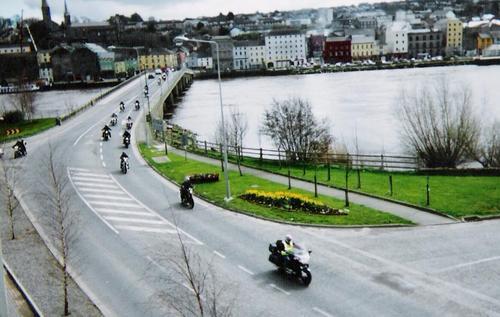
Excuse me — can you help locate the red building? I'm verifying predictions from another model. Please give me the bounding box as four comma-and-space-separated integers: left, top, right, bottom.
323, 36, 352, 63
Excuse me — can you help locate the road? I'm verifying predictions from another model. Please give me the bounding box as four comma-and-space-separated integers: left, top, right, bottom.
6, 73, 500, 317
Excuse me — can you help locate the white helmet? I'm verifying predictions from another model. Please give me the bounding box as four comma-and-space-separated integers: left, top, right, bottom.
285, 234, 293, 243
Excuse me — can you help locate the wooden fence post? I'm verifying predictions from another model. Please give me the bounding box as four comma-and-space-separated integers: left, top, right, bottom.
219, 143, 224, 172
345, 166, 349, 207
426, 176, 430, 206
389, 175, 393, 196
357, 168, 361, 189
259, 148, 263, 164
204, 140, 208, 155
288, 164, 291, 190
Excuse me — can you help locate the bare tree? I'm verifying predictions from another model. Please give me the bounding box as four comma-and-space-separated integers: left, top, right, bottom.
150, 215, 236, 317
397, 80, 480, 168
470, 120, 500, 167
0, 162, 19, 240
39, 145, 78, 316
261, 97, 333, 161
10, 90, 37, 121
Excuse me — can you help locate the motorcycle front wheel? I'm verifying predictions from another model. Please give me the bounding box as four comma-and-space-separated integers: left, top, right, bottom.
301, 269, 312, 286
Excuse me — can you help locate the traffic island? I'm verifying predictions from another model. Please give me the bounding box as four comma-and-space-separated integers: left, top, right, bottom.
139, 143, 414, 227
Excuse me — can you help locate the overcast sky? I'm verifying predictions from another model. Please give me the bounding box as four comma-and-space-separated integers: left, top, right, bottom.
3, 0, 397, 23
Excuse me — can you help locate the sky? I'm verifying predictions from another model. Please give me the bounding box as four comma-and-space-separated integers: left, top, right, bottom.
3, 0, 397, 23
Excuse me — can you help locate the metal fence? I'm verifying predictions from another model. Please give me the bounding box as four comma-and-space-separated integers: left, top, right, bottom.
165, 125, 419, 171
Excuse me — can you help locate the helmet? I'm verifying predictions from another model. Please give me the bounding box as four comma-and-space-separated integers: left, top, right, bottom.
185, 176, 190, 181
285, 234, 292, 243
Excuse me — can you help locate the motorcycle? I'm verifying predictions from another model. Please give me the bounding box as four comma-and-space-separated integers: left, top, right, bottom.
110, 117, 117, 126
102, 130, 111, 141
123, 136, 130, 148
120, 157, 129, 174
180, 186, 194, 209
13, 142, 27, 159
126, 122, 133, 130
268, 241, 312, 286
0, 147, 4, 159
135, 102, 140, 111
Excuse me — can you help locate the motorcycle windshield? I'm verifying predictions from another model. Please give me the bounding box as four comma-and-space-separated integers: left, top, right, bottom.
292, 243, 310, 264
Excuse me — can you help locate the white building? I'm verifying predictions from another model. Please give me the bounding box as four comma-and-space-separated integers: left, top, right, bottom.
233, 40, 266, 70
385, 21, 411, 55
395, 10, 421, 24
264, 30, 307, 69
186, 52, 213, 70
317, 8, 333, 25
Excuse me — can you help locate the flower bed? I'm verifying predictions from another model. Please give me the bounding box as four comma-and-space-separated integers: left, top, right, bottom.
240, 189, 348, 216
188, 173, 219, 184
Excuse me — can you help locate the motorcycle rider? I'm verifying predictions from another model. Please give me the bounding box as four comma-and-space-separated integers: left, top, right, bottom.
123, 130, 131, 144
281, 234, 295, 267
102, 125, 112, 138
135, 100, 140, 110
12, 139, 27, 156
119, 101, 125, 112
180, 176, 193, 200
111, 112, 118, 118
120, 152, 129, 169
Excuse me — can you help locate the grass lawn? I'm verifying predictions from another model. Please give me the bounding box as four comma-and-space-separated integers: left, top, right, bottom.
216, 155, 499, 219
140, 144, 413, 226
0, 118, 56, 143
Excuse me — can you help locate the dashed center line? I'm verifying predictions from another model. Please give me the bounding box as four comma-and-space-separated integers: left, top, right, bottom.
237, 265, 255, 276
269, 284, 290, 296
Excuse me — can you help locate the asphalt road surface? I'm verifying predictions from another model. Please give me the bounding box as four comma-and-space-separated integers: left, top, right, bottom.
6, 73, 500, 317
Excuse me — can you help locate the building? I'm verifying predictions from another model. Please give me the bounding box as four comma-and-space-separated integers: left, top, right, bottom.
233, 40, 266, 70
50, 43, 99, 82
477, 33, 493, 54
264, 29, 307, 68
0, 43, 31, 54
385, 21, 411, 57
323, 36, 352, 63
483, 44, 500, 57
437, 17, 463, 56
139, 48, 177, 70
109, 47, 138, 77
84, 43, 114, 79
356, 16, 377, 29
408, 29, 443, 58
351, 35, 376, 60
308, 35, 325, 60
210, 36, 234, 72
70, 21, 115, 45
186, 51, 213, 70
37, 50, 53, 83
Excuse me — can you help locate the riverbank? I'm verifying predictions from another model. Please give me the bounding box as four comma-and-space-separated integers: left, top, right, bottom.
193, 57, 500, 79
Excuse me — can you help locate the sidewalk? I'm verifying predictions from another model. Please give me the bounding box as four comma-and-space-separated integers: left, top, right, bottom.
164, 145, 454, 226
0, 201, 102, 316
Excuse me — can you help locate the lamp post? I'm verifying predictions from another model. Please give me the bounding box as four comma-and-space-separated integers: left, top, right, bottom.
174, 35, 231, 200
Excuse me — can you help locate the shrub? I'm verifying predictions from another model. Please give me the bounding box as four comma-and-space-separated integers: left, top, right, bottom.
240, 189, 348, 216
188, 173, 219, 184
2, 110, 24, 123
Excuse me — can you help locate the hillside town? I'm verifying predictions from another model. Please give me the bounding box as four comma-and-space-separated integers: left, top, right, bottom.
0, 0, 499, 90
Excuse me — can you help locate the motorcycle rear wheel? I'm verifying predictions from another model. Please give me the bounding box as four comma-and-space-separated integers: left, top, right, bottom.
301, 269, 312, 286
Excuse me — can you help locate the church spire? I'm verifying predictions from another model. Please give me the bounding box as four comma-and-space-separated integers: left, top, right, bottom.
41, 0, 52, 26
64, 0, 69, 15
64, 0, 71, 27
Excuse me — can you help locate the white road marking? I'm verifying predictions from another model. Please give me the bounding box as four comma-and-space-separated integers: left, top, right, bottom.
79, 188, 124, 195
70, 167, 91, 172
72, 172, 110, 179
83, 194, 133, 201
109, 174, 203, 245
213, 251, 226, 259
73, 120, 103, 146
67, 169, 119, 234
147, 256, 167, 272
102, 162, 106, 167
99, 142, 102, 147
313, 307, 334, 317
95, 208, 154, 217
237, 265, 254, 276
269, 284, 290, 296
104, 216, 165, 225
73, 182, 118, 189
100, 147, 103, 153
435, 256, 500, 273
115, 225, 177, 234
87, 201, 140, 208
72, 176, 114, 183
100, 154, 104, 161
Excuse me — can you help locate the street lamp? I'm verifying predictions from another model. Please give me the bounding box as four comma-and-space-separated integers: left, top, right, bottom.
174, 35, 231, 200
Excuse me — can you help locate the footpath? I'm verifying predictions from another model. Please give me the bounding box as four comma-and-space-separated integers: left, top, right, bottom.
164, 145, 454, 226
1, 198, 102, 316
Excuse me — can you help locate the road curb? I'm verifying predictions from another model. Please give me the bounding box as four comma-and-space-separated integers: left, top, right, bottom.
139, 147, 415, 229
3, 260, 43, 317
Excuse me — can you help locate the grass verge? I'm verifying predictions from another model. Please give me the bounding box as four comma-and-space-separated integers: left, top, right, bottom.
140, 144, 413, 226
226, 157, 499, 219
0, 118, 56, 143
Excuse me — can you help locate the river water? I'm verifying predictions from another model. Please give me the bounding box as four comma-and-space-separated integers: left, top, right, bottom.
172, 65, 500, 154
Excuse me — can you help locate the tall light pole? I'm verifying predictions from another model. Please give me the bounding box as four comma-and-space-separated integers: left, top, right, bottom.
174, 35, 231, 200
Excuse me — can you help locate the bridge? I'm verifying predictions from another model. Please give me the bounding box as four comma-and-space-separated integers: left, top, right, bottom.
149, 68, 194, 120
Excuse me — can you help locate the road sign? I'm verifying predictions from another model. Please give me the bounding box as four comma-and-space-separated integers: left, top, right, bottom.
5, 128, 20, 136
